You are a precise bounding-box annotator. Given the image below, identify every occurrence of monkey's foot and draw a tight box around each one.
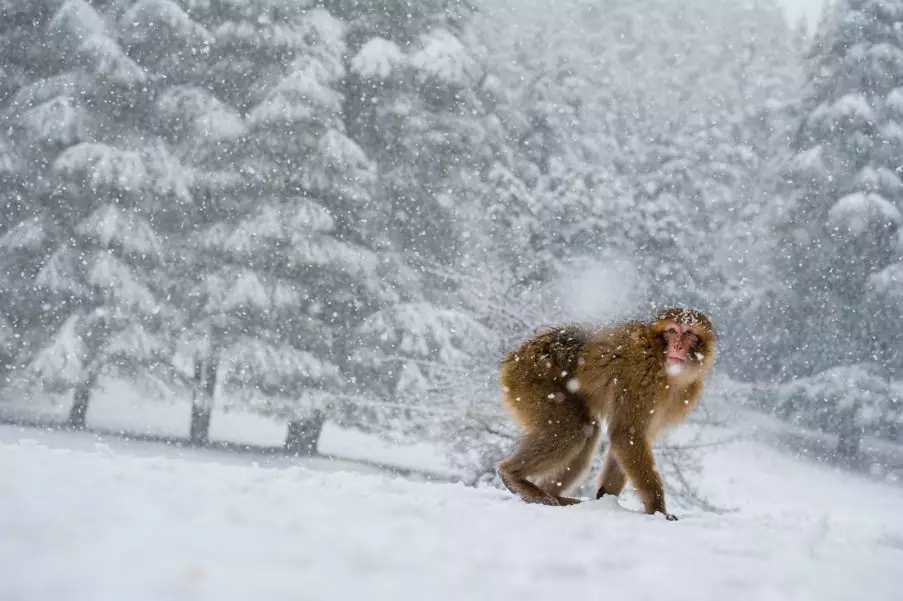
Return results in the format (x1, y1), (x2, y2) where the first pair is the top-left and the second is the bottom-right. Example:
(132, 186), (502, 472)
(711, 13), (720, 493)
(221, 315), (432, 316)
(555, 496), (582, 506)
(650, 510), (679, 521)
(595, 487), (617, 500)
(518, 491), (571, 506)
(534, 492), (565, 506)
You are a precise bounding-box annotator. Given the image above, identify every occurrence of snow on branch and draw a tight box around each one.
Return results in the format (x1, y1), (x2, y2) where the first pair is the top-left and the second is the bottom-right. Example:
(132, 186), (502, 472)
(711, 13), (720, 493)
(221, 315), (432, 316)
(0, 314), (13, 348)
(268, 280), (304, 312)
(281, 199), (337, 232)
(247, 62), (344, 129)
(828, 191), (902, 236)
(181, 0), (313, 21)
(27, 314), (87, 391)
(887, 87), (903, 117)
(351, 37), (406, 80)
(302, 7), (345, 51)
(808, 92), (877, 131)
(49, 0), (147, 86)
(53, 142), (193, 204)
(788, 145), (826, 178)
(0, 135), (22, 175)
(220, 336), (342, 392)
(214, 6), (343, 57)
(54, 143), (148, 193)
(8, 73), (81, 113)
(287, 233), (378, 275)
(144, 142), (194, 204)
(76, 205), (165, 260)
(87, 252), (159, 314)
(868, 262), (903, 302)
(409, 28), (482, 87)
(193, 268), (308, 316)
(48, 0), (108, 41)
(224, 203), (336, 256)
(36, 247), (91, 297)
(19, 97), (91, 147)
(103, 322), (168, 365)
(881, 121), (903, 148)
(121, 0), (215, 48)
(307, 130), (376, 203)
(200, 269), (269, 314)
(854, 166), (903, 196)
(356, 303), (495, 365)
(773, 363), (902, 440)
(0, 217), (47, 253)
(156, 86), (245, 141)
(80, 36), (148, 85)
(317, 129), (372, 175)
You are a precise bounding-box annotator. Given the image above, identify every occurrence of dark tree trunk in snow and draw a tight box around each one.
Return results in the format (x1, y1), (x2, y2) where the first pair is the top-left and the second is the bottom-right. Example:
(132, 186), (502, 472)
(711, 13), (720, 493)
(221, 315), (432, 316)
(68, 379), (94, 429)
(284, 411), (326, 456)
(190, 358), (217, 446)
(835, 402), (862, 463)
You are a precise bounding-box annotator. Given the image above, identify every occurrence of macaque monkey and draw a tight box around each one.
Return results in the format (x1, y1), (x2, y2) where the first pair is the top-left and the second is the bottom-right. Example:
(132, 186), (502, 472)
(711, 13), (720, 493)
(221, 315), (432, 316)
(496, 307), (716, 520)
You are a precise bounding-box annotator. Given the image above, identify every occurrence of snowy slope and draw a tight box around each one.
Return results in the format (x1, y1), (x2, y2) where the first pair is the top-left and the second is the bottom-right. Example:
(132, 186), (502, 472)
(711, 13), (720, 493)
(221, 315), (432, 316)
(1, 425), (901, 601)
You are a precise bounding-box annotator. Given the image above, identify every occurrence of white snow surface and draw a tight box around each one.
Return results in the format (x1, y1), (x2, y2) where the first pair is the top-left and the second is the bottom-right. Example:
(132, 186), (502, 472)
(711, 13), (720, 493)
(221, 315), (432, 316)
(1, 425), (901, 601)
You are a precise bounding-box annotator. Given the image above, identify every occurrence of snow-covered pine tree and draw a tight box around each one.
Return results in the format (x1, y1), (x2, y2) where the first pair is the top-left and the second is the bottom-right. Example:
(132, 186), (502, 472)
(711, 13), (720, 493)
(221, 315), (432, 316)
(344, 7), (489, 268)
(0, 1), (57, 103)
(335, 0), (509, 445)
(118, 0), (215, 87)
(0, 128), (28, 382)
(233, 8), (394, 453)
(1, 1), (65, 385)
(767, 0), (903, 458)
(472, 0), (628, 271)
(775, 0), (903, 374)
(0, 0), (179, 426)
(610, 0), (803, 318)
(709, 2), (806, 380)
(144, 2), (392, 451)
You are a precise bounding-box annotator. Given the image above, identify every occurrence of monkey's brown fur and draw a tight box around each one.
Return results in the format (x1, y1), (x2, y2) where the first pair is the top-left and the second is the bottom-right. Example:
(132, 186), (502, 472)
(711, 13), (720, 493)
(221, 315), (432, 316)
(496, 307), (716, 520)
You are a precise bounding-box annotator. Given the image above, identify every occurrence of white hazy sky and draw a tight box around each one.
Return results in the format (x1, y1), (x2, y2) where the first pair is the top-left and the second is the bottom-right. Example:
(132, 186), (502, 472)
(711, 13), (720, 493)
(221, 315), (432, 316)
(777, 0), (827, 31)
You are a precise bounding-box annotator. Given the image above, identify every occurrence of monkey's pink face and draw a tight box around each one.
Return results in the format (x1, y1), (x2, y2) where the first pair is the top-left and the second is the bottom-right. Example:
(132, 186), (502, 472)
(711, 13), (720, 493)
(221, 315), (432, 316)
(663, 323), (700, 367)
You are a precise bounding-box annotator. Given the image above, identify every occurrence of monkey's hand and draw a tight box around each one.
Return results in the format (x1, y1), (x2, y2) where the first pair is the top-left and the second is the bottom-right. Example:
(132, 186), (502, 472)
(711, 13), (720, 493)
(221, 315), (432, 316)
(659, 512), (679, 522)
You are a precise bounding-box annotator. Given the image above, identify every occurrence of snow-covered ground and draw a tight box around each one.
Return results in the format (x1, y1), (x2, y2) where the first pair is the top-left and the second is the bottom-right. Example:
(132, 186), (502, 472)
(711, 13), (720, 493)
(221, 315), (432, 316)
(1, 424), (901, 601)
(0, 378), (451, 475)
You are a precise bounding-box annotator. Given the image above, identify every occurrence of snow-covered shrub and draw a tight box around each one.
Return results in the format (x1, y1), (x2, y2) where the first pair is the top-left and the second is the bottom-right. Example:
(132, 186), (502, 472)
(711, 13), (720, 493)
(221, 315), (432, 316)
(773, 364), (902, 446)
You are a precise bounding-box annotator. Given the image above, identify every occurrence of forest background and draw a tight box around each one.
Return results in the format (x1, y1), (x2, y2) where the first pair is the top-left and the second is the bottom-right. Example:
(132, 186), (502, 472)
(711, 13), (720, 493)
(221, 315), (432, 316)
(1, 0), (901, 487)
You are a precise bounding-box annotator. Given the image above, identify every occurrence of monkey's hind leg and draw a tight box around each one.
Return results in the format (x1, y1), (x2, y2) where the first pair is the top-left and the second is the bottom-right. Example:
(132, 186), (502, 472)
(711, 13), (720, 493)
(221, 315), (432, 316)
(497, 414), (596, 507)
(535, 421), (601, 501)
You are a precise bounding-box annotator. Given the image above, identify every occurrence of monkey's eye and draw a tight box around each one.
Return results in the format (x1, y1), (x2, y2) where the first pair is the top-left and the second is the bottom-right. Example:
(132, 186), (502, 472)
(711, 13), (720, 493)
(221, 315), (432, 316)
(684, 332), (698, 344)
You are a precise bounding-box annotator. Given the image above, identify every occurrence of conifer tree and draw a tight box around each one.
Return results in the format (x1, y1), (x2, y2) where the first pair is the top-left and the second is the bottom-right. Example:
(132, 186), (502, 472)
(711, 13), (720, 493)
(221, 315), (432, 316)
(1, 0), (176, 426)
(775, 0), (903, 376)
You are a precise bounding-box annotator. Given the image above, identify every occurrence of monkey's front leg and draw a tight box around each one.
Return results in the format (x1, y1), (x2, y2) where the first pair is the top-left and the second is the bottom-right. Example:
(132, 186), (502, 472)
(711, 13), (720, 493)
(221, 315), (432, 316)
(608, 430), (677, 521)
(595, 447), (627, 499)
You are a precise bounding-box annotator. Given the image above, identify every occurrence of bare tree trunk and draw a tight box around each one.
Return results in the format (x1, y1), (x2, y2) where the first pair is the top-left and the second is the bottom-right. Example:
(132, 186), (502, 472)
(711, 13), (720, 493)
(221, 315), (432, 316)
(190, 358), (217, 446)
(284, 411), (326, 456)
(68, 381), (92, 429)
(835, 402), (862, 463)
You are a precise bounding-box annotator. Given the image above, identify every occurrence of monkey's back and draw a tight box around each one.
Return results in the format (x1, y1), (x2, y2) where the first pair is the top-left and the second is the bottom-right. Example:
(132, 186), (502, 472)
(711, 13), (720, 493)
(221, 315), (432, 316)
(499, 325), (590, 429)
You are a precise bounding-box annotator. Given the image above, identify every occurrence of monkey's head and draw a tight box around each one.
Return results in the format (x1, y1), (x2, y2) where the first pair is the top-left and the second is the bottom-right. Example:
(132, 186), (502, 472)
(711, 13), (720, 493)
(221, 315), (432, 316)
(651, 307), (716, 377)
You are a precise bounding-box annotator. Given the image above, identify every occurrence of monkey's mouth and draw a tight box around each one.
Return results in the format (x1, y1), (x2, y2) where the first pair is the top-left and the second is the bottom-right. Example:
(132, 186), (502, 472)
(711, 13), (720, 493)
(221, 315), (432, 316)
(667, 356), (687, 366)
